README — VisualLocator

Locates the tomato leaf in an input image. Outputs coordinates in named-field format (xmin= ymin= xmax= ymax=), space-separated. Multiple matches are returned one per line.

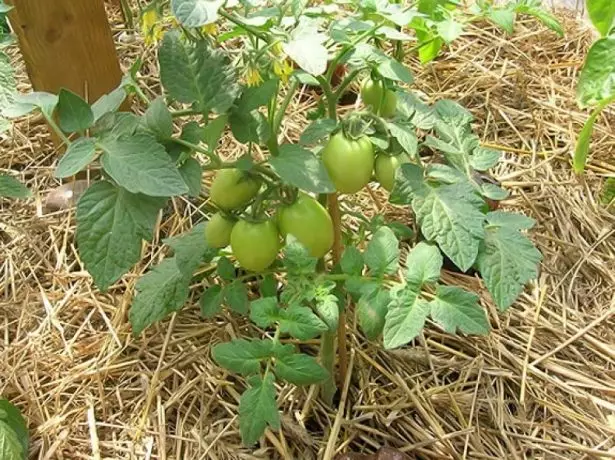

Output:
xmin=171 ymin=0 xmax=224 ymax=27
xmin=586 ymin=0 xmax=615 ymax=37
xmin=178 ymin=157 xmax=202 ymax=197
xmin=129 ymin=257 xmax=191 ymax=335
xmin=573 ymin=107 xmax=601 ymax=173
xmin=577 ymin=38 xmax=615 ymax=108
xmin=284 ymin=36 xmax=328 ymax=77
xmin=0 ymin=174 xmax=30 ymax=199
xmin=282 ymin=235 xmax=318 ymax=274
xmin=429 ymin=285 xmax=489 ymax=335
xmin=200 ymin=285 xmax=224 ymax=318
xmin=100 ymin=133 xmax=188 ymax=197
xmin=216 ymin=256 xmax=236 ymax=281
xmin=76 ymin=181 xmax=165 ymax=291
xmin=164 ymin=222 xmax=215 ymax=276
xmin=202 ymin=115 xmax=228 ymax=152
xmin=470 ymin=147 xmax=501 ymax=171
xmin=488 ymin=7 xmax=516 ymax=34
xmin=600 ymin=177 xmax=615 ymax=205
xmin=358 ymin=287 xmax=390 ymax=341
xmin=279 ymin=304 xmax=328 ymax=340
xmin=485 ymin=211 xmax=535 ymax=230
xmin=144 ymin=97 xmax=173 ymax=141
xmin=212 ymin=339 xmax=275 ymax=375
xmin=269 ymin=144 xmax=335 ymax=194
xmin=376 ymin=58 xmax=413 ymax=84
xmin=515 ymin=1 xmax=563 ymax=37
xmin=250 ymin=297 xmax=282 ymax=328
xmin=3 ymin=91 xmax=58 ymax=119
xmin=57 ymin=88 xmax=94 ymax=133
xmin=405 ymin=242 xmax=443 ymax=289
xmin=364 ymin=227 xmax=400 ymax=277
xmin=480 ymin=182 xmax=508 ymax=201
xmin=230 ymin=109 xmax=271 ymax=144
xmin=340 ymin=246 xmax=364 ymax=276
xmin=476 ymin=224 xmax=542 ymax=311
xmin=383 ymin=287 xmax=430 ymax=349
xmin=239 ymin=374 xmax=280 ymax=445
xmin=224 ymin=281 xmax=250 ymax=315
xmin=91 ymin=87 xmax=126 ymax=122
xmin=314 ymin=283 xmax=339 ymax=331
xmin=273 ymin=353 xmax=328 ymax=385
xmin=395 ymin=92 xmax=436 ymax=130
xmin=0 ymin=2 xmax=13 ymax=13
xmin=0 ymin=51 xmax=16 ymax=116
xmin=237 ymin=79 xmax=279 ymax=112
xmin=260 ymin=275 xmax=278 ymax=298
xmin=387 ymin=122 xmax=418 ymax=158
xmin=0 ymin=399 xmax=28 ymax=460
xmin=300 ymin=119 xmax=337 ymax=145
xmin=55 ymin=138 xmax=97 ymax=178
xmin=436 ymin=18 xmax=464 ymax=43
xmin=389 ymin=163 xmax=426 ymax=205
xmin=159 ymin=31 xmax=239 ymax=114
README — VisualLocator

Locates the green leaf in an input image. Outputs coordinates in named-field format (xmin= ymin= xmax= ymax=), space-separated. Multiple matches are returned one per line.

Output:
xmin=386 ymin=222 xmax=414 ymax=240
xmin=0 ymin=399 xmax=28 ymax=458
xmin=283 ymin=235 xmax=318 ymax=274
xmin=250 ymin=297 xmax=281 ymax=328
xmin=230 ymin=109 xmax=271 ymax=144
xmin=515 ymin=2 xmax=563 ymax=36
xmin=129 ymin=257 xmax=191 ymax=335
xmin=239 ymin=374 xmax=280 ymax=445
xmin=481 ymin=183 xmax=508 ymax=201
xmin=300 ymin=119 xmax=337 ymax=145
xmin=358 ymin=287 xmax=390 ymax=341
xmin=430 ymin=285 xmax=489 ymax=335
xmin=577 ymin=38 xmax=615 ymax=107
xmin=413 ymin=182 xmax=485 ymax=272
xmin=274 ymin=353 xmax=328 ymax=385
xmin=489 ymin=8 xmax=516 ymax=34
xmin=600 ymin=177 xmax=615 ymax=205
xmin=476 ymin=225 xmax=542 ymax=310
xmin=340 ymin=246 xmax=364 ymax=275
xmin=383 ymin=288 xmax=430 ymax=349
xmin=164 ymin=222 xmax=215 ymax=275
xmin=573 ymin=108 xmax=600 ymax=173
xmin=405 ymin=242 xmax=443 ymax=289
xmin=389 ymin=163 xmax=426 ymax=205
xmin=217 ymin=256 xmax=237 ymax=281
xmin=292 ymin=70 xmax=320 ymax=86
xmin=284 ymin=36 xmax=328 ymax=76
xmin=314 ymin=284 xmax=339 ymax=331
xmin=4 ymin=92 xmax=58 ymax=118
xmin=434 ymin=99 xmax=474 ymax=125
xmin=387 ymin=122 xmax=418 ymax=158
xmin=77 ymin=181 xmax=165 ymax=291
xmin=0 ymin=51 xmax=16 ymax=115
xmin=91 ymin=87 xmax=127 ymax=122
xmin=144 ymin=97 xmax=173 ymax=141
xmin=55 ymin=138 xmax=97 ymax=178
xmin=376 ymin=58 xmax=413 ymax=84
xmin=260 ymin=275 xmax=278 ymax=298
xmin=436 ymin=18 xmax=463 ymax=43
xmin=0 ymin=2 xmax=13 ymax=13
xmin=470 ymin=147 xmax=501 ymax=171
xmin=279 ymin=304 xmax=328 ymax=340
xmin=0 ymin=175 xmax=31 ymax=199
xmin=395 ymin=92 xmax=436 ymax=130
xmin=586 ymin=0 xmax=615 ymax=36
xmin=212 ymin=339 xmax=274 ymax=375
xmin=485 ymin=211 xmax=535 ymax=230
xmin=100 ymin=134 xmax=188 ymax=197
xmin=416 ymin=28 xmax=444 ymax=64
xmin=269 ymin=144 xmax=335 ymax=194
xmin=202 ymin=115 xmax=228 ymax=152
xmin=224 ymin=281 xmax=249 ymax=314
xmin=171 ymin=0 xmax=225 ymax=27
xmin=57 ymin=88 xmax=94 ymax=133
xmin=237 ymin=79 xmax=279 ymax=112
xmin=159 ymin=31 xmax=239 ymax=114
xmin=200 ymin=285 xmax=224 ymax=318
xmin=179 ymin=157 xmax=202 ymax=197
xmin=364 ymin=227 xmax=400 ymax=277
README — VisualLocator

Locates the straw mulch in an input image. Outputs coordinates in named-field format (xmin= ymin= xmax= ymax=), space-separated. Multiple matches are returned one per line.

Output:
xmin=2 ymin=6 xmax=615 ymax=460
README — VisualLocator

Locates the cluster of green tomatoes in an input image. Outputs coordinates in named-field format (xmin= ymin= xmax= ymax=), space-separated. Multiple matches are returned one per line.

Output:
xmin=204 ymin=77 xmax=406 ymax=272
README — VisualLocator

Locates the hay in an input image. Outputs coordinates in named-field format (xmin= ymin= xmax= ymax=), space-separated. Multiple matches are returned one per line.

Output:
xmin=2 ymin=6 xmax=615 ymax=460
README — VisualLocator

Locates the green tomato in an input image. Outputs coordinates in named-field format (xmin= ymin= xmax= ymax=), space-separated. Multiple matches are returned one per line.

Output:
xmin=230 ymin=219 xmax=280 ymax=272
xmin=360 ymin=78 xmax=397 ymax=118
xmin=322 ymin=132 xmax=375 ymax=194
xmin=375 ymin=153 xmax=408 ymax=191
xmin=205 ymin=213 xmax=236 ymax=248
xmin=278 ymin=193 xmax=334 ymax=258
xmin=210 ymin=169 xmax=261 ymax=211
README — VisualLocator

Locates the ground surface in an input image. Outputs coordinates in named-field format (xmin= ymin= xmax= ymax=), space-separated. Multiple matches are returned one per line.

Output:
xmin=1 ymin=5 xmax=615 ymax=460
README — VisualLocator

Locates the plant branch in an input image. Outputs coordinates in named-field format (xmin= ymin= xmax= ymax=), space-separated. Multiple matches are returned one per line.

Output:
xmin=219 ymin=10 xmax=270 ymax=43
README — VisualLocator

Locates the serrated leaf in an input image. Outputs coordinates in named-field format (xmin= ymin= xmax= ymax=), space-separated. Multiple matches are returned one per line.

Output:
xmin=577 ymin=38 xmax=615 ymax=108
xmin=239 ymin=374 xmax=280 ymax=445
xmin=395 ymin=91 xmax=436 ymax=129
xmin=485 ymin=211 xmax=535 ymax=230
xmin=279 ymin=304 xmax=328 ymax=340
xmin=0 ymin=399 xmax=28 ymax=458
xmin=129 ymin=257 xmax=191 ymax=335
xmin=387 ymin=122 xmax=418 ymax=157
xmin=434 ymin=99 xmax=474 ymax=125
xmin=489 ymin=7 xmax=516 ymax=34
xmin=430 ymin=285 xmax=489 ymax=335
xmin=91 ymin=87 xmax=127 ymax=122
xmin=386 ymin=222 xmax=414 ymax=239
xmin=260 ymin=275 xmax=278 ymax=298
xmin=586 ymin=0 xmax=615 ymax=37
xmin=314 ymin=288 xmax=338 ymax=332
xmin=515 ymin=3 xmax=563 ymax=36
xmin=178 ymin=157 xmax=202 ymax=197
xmin=250 ymin=297 xmax=281 ymax=328
xmin=476 ymin=225 xmax=542 ymax=310
xmin=171 ymin=0 xmax=225 ymax=27
xmin=144 ymin=97 xmax=173 ymax=141
xmin=383 ymin=288 xmax=430 ymax=349
xmin=230 ymin=109 xmax=271 ymax=144
xmin=0 ymin=174 xmax=31 ymax=199
xmin=55 ymin=138 xmax=97 ymax=178
xmin=389 ymin=163 xmax=426 ymax=205
xmin=274 ymin=353 xmax=328 ymax=385
xmin=283 ymin=235 xmax=318 ymax=274
xmin=164 ymin=222 xmax=215 ymax=275
xmin=225 ymin=281 xmax=249 ymax=314
xmin=470 ymin=147 xmax=501 ymax=171
xmin=100 ymin=133 xmax=188 ymax=197
xmin=269 ymin=144 xmax=335 ymax=194
xmin=364 ymin=227 xmax=399 ymax=277
xmin=436 ymin=18 xmax=463 ymax=43
xmin=481 ymin=183 xmax=508 ymax=201
xmin=202 ymin=115 xmax=227 ymax=152
xmin=340 ymin=246 xmax=363 ymax=275
xmin=217 ymin=256 xmax=236 ymax=281
xmin=405 ymin=242 xmax=443 ymax=289
xmin=3 ymin=92 xmax=58 ymax=118
xmin=300 ymin=119 xmax=337 ymax=145
xmin=358 ymin=287 xmax=390 ymax=340
xmin=413 ymin=182 xmax=485 ymax=272
xmin=376 ymin=58 xmax=413 ymax=84
xmin=159 ymin=31 xmax=239 ymax=114
xmin=212 ymin=339 xmax=274 ymax=375
xmin=77 ymin=181 xmax=165 ymax=291
xmin=237 ymin=79 xmax=279 ymax=112
xmin=57 ymin=88 xmax=94 ymax=133
xmin=200 ymin=284 xmax=224 ymax=318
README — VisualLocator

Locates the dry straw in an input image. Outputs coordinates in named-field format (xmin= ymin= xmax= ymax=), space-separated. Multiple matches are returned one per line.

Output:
xmin=1 ymin=4 xmax=614 ymax=460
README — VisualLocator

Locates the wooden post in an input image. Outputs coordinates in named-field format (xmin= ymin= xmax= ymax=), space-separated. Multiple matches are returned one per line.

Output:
xmin=7 ymin=0 xmax=123 ymax=107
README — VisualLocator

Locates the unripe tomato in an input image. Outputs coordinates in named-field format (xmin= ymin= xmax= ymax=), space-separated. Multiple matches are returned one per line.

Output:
xmin=210 ymin=169 xmax=261 ymax=211
xmin=278 ymin=194 xmax=334 ymax=258
xmin=375 ymin=153 xmax=408 ymax=191
xmin=360 ymin=78 xmax=397 ymax=118
xmin=230 ymin=219 xmax=280 ymax=272
xmin=205 ymin=213 xmax=236 ymax=248
xmin=322 ymin=132 xmax=375 ymax=194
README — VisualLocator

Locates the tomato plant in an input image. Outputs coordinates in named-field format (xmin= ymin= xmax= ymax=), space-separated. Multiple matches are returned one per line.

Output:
xmin=0 ymin=0 xmax=561 ymax=447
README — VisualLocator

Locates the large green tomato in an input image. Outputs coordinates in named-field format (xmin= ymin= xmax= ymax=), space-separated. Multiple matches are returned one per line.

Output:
xmin=210 ymin=169 xmax=261 ymax=211
xmin=375 ymin=153 xmax=408 ymax=191
xmin=278 ymin=194 xmax=334 ymax=258
xmin=322 ymin=132 xmax=374 ymax=194
xmin=205 ymin=213 xmax=236 ymax=248
xmin=230 ymin=219 xmax=280 ymax=272
xmin=360 ymin=78 xmax=397 ymax=118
